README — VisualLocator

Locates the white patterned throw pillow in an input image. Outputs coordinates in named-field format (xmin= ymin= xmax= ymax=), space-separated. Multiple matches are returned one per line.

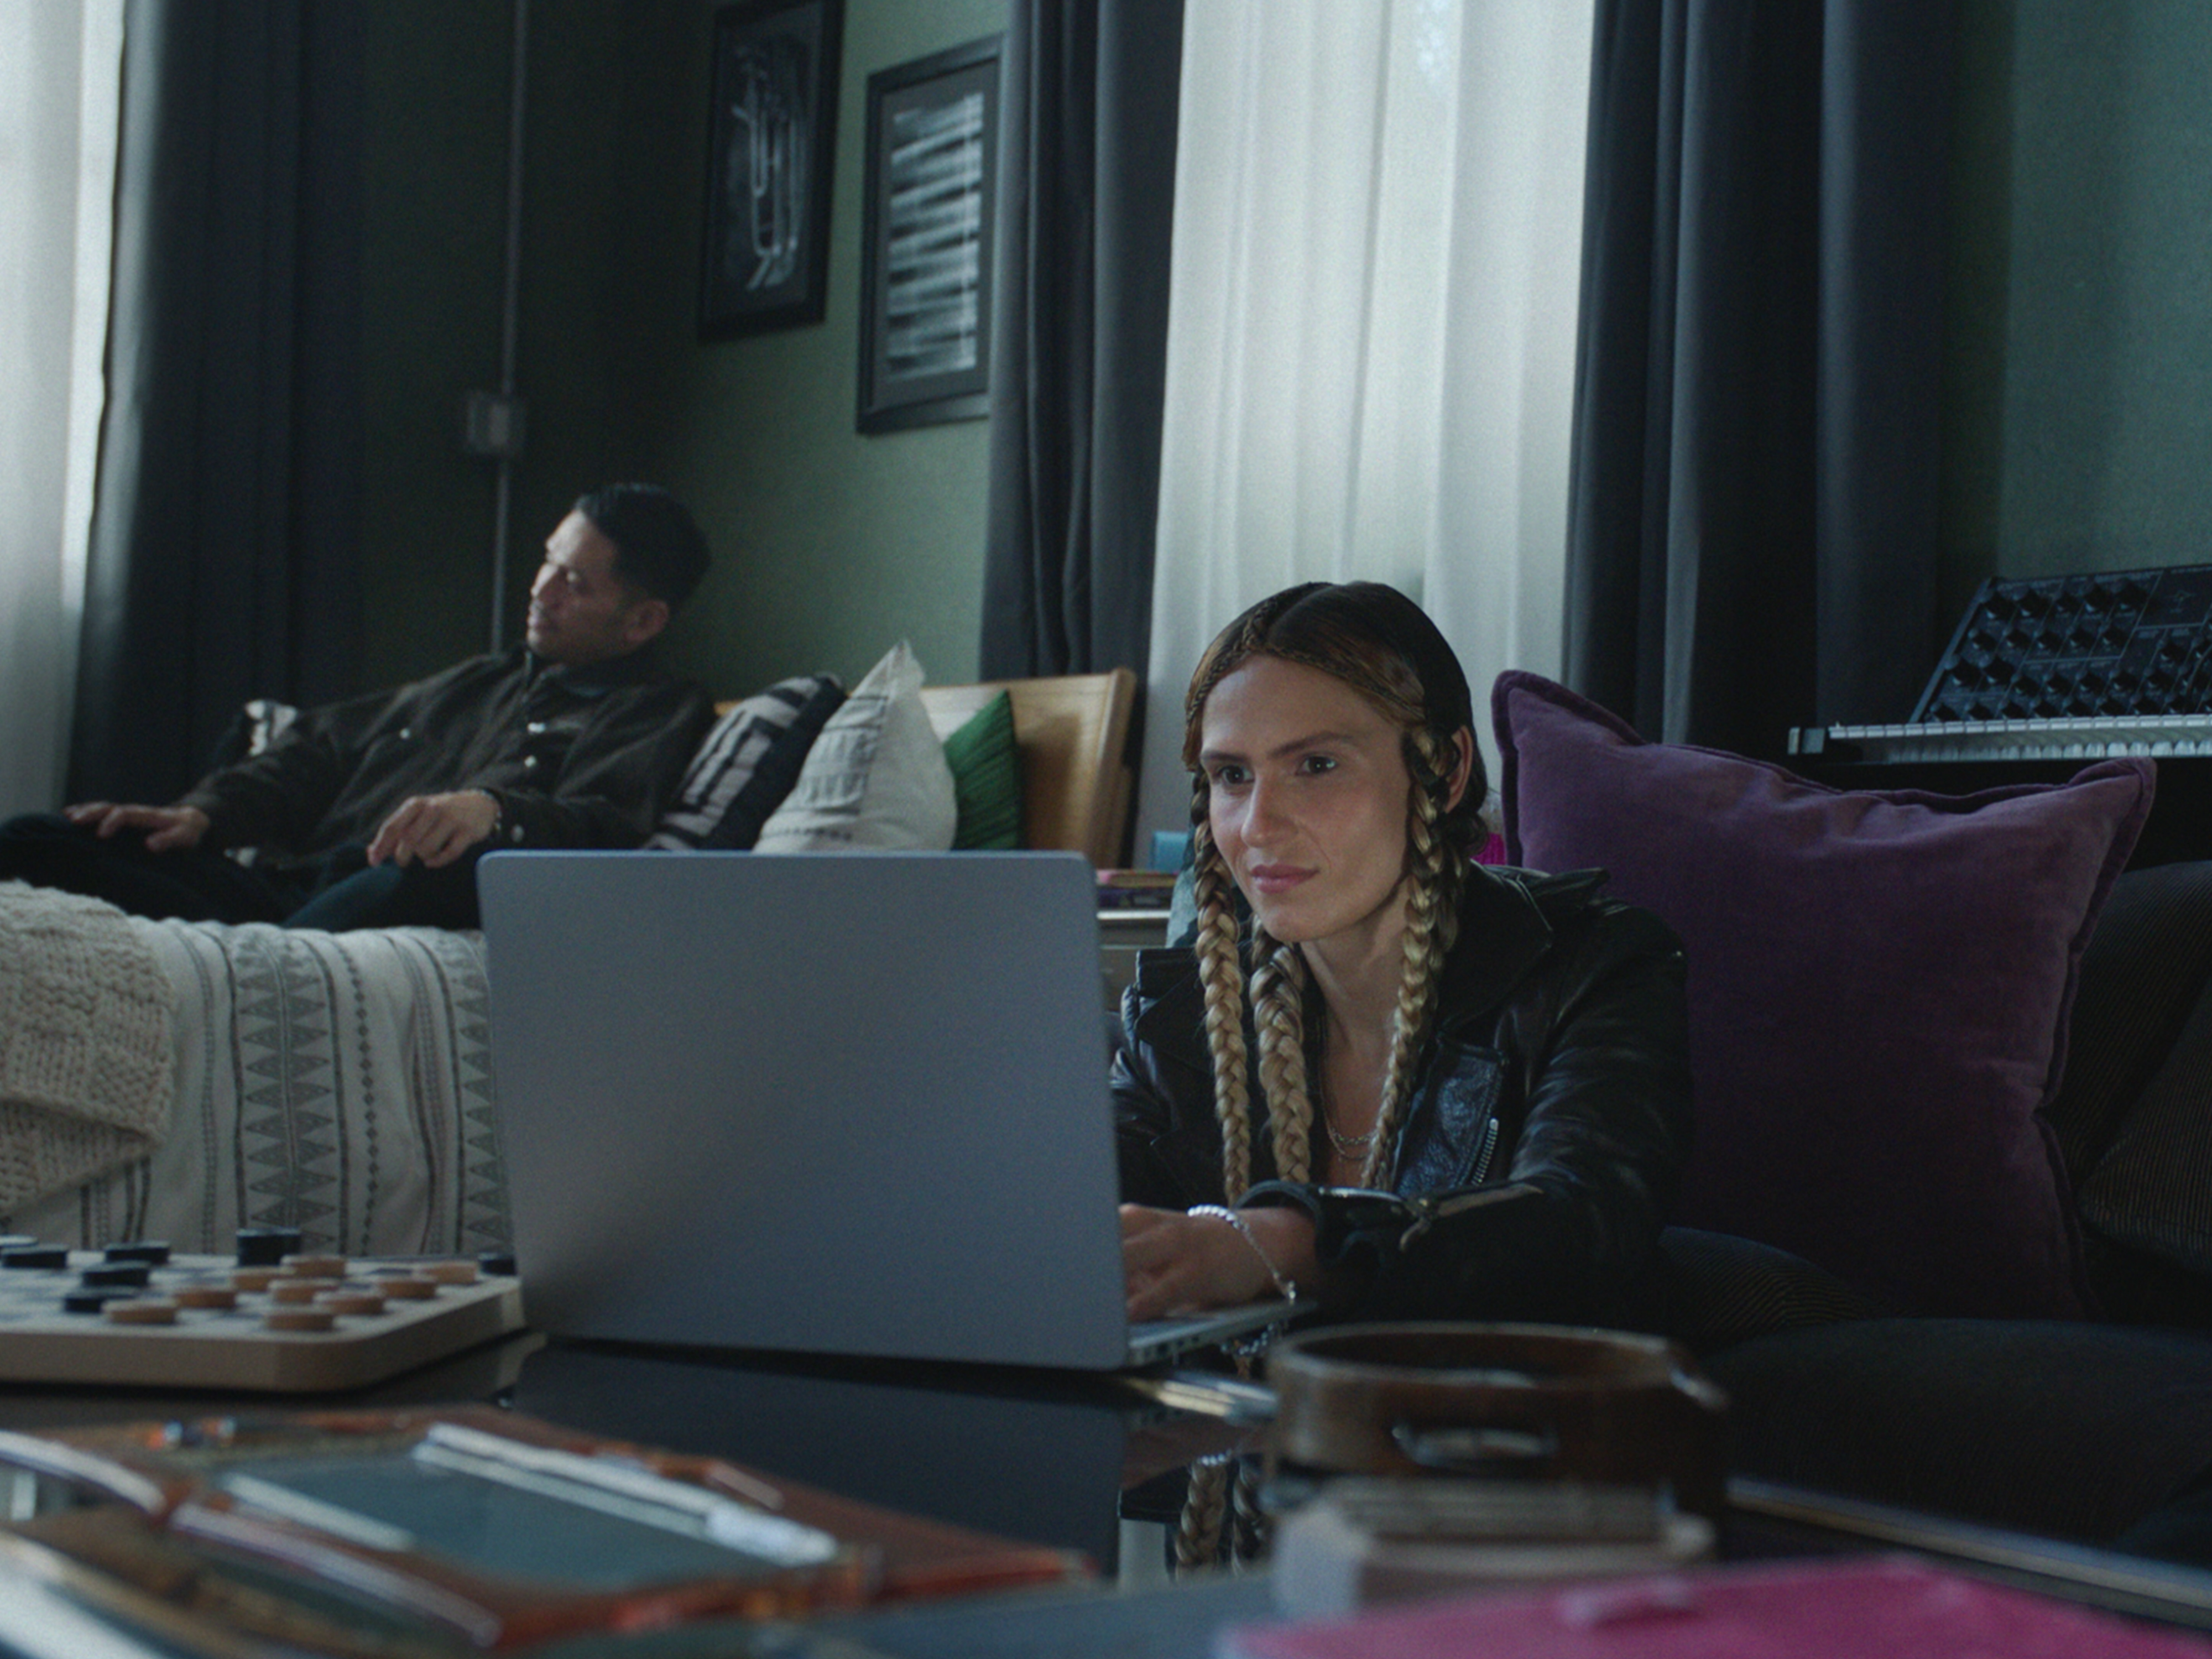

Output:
xmin=752 ymin=642 xmax=957 ymax=853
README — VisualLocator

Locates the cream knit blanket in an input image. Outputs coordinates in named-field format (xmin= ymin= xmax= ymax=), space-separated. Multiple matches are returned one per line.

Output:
xmin=0 ymin=881 xmax=174 ymax=1211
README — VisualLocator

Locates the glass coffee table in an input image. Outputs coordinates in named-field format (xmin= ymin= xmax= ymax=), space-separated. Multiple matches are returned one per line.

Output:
xmin=6 ymin=1333 xmax=2212 ymax=1658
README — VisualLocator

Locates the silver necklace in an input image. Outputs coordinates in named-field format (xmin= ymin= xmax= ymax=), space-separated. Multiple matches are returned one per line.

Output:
xmin=1316 ymin=1072 xmax=1379 ymax=1155
xmin=1321 ymin=1110 xmax=1377 ymax=1155
xmin=1312 ymin=1025 xmax=1380 ymax=1156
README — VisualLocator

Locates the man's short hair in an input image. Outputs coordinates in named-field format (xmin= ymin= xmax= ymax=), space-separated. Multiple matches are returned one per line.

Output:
xmin=575 ymin=484 xmax=712 ymax=609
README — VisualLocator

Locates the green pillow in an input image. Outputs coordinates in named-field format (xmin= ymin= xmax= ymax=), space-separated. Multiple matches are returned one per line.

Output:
xmin=942 ymin=690 xmax=1023 ymax=850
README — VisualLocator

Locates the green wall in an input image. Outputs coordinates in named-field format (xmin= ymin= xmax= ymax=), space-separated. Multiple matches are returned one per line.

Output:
xmin=358 ymin=0 xmax=1003 ymax=697
xmin=608 ymin=0 xmax=1006 ymax=696
xmin=368 ymin=3 xmax=2212 ymax=704
xmin=1942 ymin=2 xmax=2212 ymax=625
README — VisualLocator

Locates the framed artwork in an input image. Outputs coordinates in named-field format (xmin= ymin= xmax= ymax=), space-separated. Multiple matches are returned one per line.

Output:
xmin=699 ymin=0 xmax=843 ymax=339
xmin=856 ymin=35 xmax=1003 ymax=433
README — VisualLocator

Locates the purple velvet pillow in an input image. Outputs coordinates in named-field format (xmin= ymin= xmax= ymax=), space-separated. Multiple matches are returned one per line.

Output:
xmin=1493 ymin=671 xmax=2154 ymax=1319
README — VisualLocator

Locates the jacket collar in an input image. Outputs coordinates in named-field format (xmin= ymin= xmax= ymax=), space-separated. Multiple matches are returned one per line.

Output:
xmin=522 ymin=644 xmax=664 ymax=698
xmin=1431 ymin=863 xmax=1597 ymax=1033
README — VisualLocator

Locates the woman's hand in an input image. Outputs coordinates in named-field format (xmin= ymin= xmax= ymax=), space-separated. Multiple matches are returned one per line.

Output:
xmin=1119 ymin=1203 xmax=1317 ymax=1321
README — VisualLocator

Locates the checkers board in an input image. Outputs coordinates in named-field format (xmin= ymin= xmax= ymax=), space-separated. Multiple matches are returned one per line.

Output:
xmin=0 ymin=1237 xmax=525 ymax=1392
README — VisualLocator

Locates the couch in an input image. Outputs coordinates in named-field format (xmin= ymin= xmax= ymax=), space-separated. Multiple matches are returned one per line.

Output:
xmin=0 ymin=651 xmax=1137 ymax=1261
xmin=1493 ymin=670 xmax=2212 ymax=1564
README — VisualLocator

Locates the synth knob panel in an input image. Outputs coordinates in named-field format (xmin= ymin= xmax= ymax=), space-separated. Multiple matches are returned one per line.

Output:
xmin=1913 ymin=565 xmax=2212 ymax=725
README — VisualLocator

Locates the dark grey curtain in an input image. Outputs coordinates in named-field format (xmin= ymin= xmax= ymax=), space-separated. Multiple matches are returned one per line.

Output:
xmin=70 ymin=0 xmax=363 ymax=805
xmin=1564 ymin=0 xmax=1955 ymax=758
xmin=979 ymin=0 xmax=1182 ymax=685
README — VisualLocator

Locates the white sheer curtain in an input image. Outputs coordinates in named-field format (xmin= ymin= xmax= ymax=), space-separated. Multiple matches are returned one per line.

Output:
xmin=0 ymin=0 xmax=121 ymax=817
xmin=1136 ymin=0 xmax=1592 ymax=843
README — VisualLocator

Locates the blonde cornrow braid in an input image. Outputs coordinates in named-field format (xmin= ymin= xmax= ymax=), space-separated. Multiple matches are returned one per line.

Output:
xmin=1190 ymin=811 xmax=1260 ymax=1203
xmin=1405 ymin=722 xmax=1469 ymax=967
xmin=1182 ymin=799 xmax=1261 ymax=1574
xmin=1183 ymin=608 xmax=1280 ymax=735
xmin=1175 ymin=1460 xmax=1232 ymax=1571
xmin=1250 ymin=932 xmax=1315 ymax=1185
xmin=1358 ymin=727 xmax=1468 ymax=1188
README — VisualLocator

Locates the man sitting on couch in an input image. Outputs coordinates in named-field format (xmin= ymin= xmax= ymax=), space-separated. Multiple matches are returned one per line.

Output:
xmin=0 ymin=483 xmax=714 ymax=931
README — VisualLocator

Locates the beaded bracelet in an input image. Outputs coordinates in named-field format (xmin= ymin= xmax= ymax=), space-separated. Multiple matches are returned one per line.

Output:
xmin=1187 ymin=1204 xmax=1300 ymax=1304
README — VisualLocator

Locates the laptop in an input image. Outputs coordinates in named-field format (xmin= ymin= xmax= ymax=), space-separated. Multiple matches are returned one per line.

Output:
xmin=476 ymin=850 xmax=1293 ymax=1370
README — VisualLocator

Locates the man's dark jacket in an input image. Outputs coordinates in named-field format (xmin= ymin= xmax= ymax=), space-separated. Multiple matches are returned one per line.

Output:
xmin=179 ymin=648 xmax=713 ymax=863
xmin=1113 ymin=864 xmax=1693 ymax=1329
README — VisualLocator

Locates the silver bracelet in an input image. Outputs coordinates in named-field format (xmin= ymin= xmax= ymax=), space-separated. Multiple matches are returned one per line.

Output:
xmin=1187 ymin=1204 xmax=1299 ymax=1303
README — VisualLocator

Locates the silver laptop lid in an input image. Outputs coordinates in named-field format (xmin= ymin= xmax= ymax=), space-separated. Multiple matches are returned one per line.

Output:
xmin=479 ymin=851 xmax=1138 ymax=1369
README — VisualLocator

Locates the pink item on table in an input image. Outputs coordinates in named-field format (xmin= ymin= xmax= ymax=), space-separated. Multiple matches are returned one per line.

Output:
xmin=1219 ymin=1556 xmax=2212 ymax=1659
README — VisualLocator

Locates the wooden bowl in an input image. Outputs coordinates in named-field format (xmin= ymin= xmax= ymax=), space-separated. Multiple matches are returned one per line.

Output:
xmin=1266 ymin=1323 xmax=1729 ymax=1520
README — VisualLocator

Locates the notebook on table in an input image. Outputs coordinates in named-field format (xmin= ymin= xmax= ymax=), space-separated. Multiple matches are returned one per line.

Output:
xmin=476 ymin=850 xmax=1291 ymax=1371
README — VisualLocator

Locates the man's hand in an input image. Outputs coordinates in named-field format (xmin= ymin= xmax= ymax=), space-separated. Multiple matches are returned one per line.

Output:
xmin=64 ymin=802 xmax=210 ymax=852
xmin=366 ymin=791 xmax=500 ymax=869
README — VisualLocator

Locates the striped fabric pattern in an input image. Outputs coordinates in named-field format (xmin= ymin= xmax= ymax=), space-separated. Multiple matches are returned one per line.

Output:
xmin=1658 ymin=1226 xmax=1896 ymax=1354
xmin=644 ymin=674 xmax=845 ymax=851
xmin=1 ymin=920 xmax=507 ymax=1257
xmin=942 ymin=689 xmax=1022 ymax=849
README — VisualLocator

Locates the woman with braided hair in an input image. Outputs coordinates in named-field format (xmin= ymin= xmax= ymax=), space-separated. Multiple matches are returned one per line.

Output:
xmin=1115 ymin=581 xmax=1693 ymax=1331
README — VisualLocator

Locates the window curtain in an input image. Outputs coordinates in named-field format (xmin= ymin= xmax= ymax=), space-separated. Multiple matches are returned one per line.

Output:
xmin=0 ymin=1 xmax=119 ymax=818
xmin=1135 ymin=1 xmax=1595 ymax=843
xmin=1566 ymin=0 xmax=1957 ymax=756
xmin=69 ymin=0 xmax=365 ymax=806
xmin=980 ymin=0 xmax=1183 ymax=691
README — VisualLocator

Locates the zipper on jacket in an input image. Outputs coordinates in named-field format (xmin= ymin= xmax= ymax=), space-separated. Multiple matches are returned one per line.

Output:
xmin=1469 ymin=1115 xmax=1501 ymax=1185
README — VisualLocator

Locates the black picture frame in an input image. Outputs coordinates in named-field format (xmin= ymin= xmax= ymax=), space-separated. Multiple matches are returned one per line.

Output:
xmin=699 ymin=0 xmax=843 ymax=340
xmin=856 ymin=35 xmax=1003 ymax=433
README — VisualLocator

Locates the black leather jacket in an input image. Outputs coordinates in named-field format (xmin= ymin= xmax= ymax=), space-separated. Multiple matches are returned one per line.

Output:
xmin=1113 ymin=864 xmax=1693 ymax=1329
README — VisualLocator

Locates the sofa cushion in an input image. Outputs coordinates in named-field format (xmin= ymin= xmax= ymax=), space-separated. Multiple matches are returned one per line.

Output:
xmin=1494 ymin=670 xmax=2153 ymax=1319
xmin=2042 ymin=861 xmax=2212 ymax=1182
xmin=645 ymin=675 xmax=846 ymax=852
xmin=2075 ymin=948 xmax=2212 ymax=1284
xmin=1657 ymin=1226 xmax=1897 ymax=1354
xmin=2043 ymin=859 xmax=2212 ymax=1300
xmin=754 ymin=642 xmax=958 ymax=853
xmin=942 ymin=689 xmax=1022 ymax=851
xmin=1707 ymin=1318 xmax=2212 ymax=1545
